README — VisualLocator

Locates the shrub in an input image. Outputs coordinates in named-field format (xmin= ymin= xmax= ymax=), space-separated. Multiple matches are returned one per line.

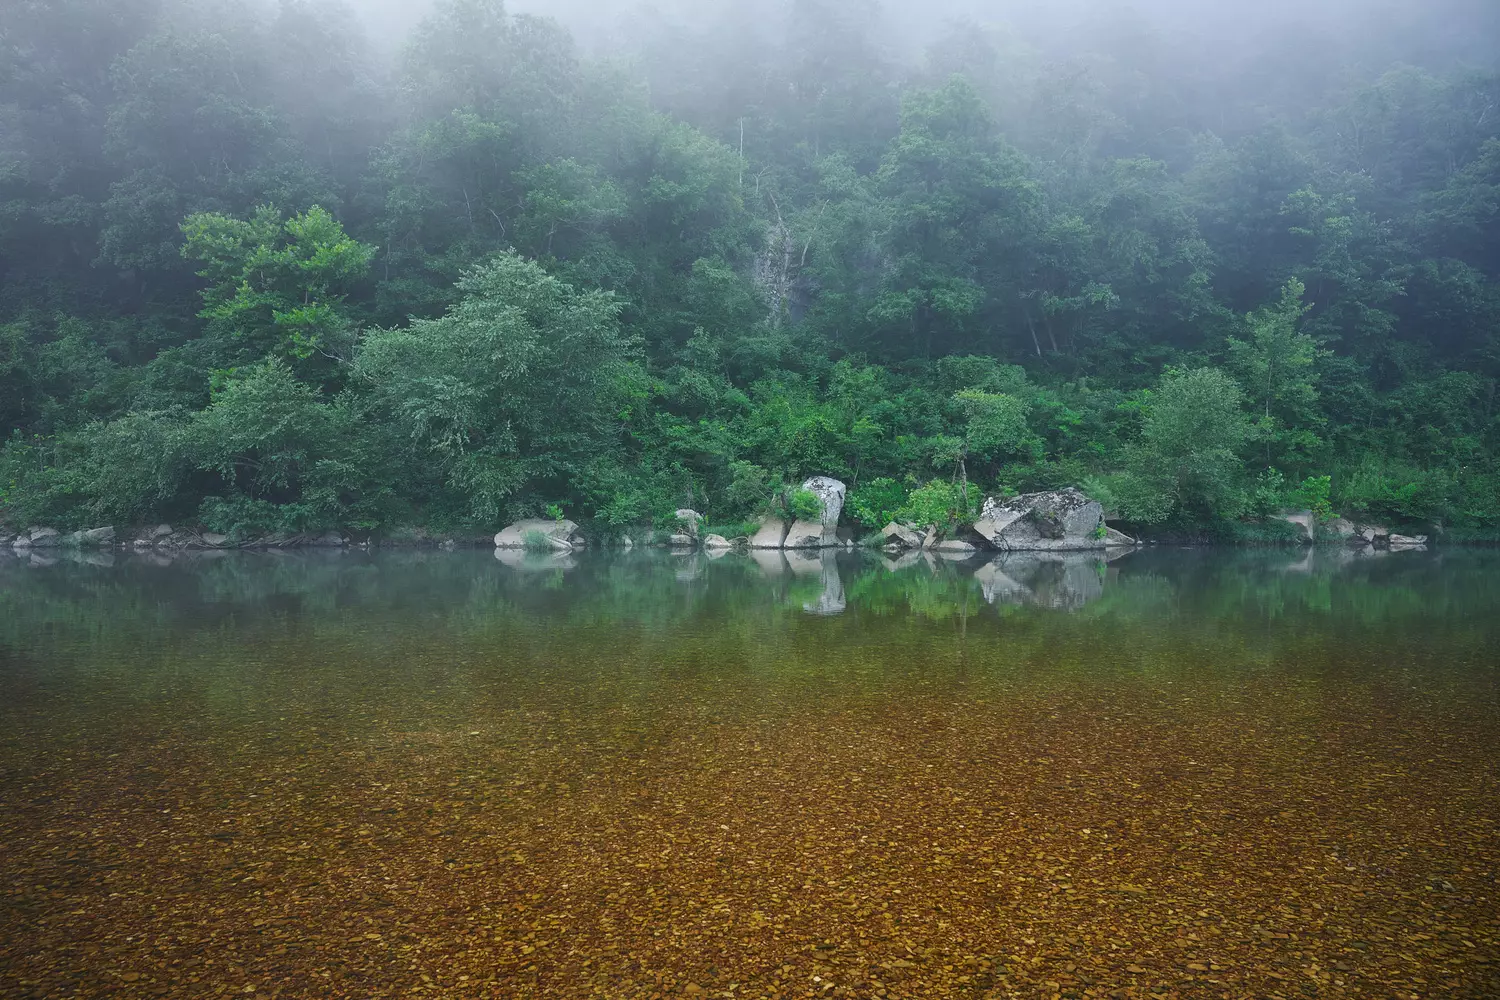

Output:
xmin=787 ymin=486 xmax=824 ymax=522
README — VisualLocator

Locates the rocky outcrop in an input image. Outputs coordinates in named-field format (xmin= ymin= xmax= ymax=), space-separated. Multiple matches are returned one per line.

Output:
xmin=878 ymin=522 xmax=922 ymax=552
xmin=785 ymin=476 xmax=846 ymax=549
xmin=702 ymin=534 xmax=732 ymax=550
xmin=970 ymin=488 xmax=1105 ymax=552
xmin=1104 ymin=526 xmax=1137 ymax=547
xmin=750 ymin=516 xmax=790 ymax=549
xmin=494 ymin=519 xmax=582 ymax=550
xmin=931 ymin=539 xmax=979 ymax=557
xmin=667 ymin=533 xmax=697 ymax=548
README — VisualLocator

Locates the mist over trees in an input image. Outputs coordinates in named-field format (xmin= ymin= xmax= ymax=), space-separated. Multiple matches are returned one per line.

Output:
xmin=2 ymin=0 xmax=1497 ymax=538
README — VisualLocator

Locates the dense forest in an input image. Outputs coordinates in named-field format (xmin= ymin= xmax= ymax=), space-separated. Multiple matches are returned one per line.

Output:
xmin=3 ymin=0 xmax=1498 ymax=541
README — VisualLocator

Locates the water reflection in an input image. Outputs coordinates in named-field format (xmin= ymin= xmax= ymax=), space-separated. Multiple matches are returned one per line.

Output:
xmin=3 ymin=542 xmax=1493 ymax=638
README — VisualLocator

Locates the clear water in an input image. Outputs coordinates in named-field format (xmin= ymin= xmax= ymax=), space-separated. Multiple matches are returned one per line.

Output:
xmin=1 ymin=547 xmax=1497 ymax=998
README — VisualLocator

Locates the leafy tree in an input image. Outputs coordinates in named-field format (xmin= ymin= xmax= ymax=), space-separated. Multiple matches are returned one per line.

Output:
xmin=1118 ymin=368 xmax=1253 ymax=523
xmin=352 ymin=252 xmax=641 ymax=524
xmin=180 ymin=205 xmax=376 ymax=366
xmin=1227 ymin=278 xmax=1326 ymax=471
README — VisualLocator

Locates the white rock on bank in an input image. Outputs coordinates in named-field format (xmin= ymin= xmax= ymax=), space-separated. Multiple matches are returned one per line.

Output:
xmin=494 ymin=519 xmax=582 ymax=549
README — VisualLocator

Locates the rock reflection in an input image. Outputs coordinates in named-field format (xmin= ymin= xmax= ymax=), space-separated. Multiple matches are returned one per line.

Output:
xmin=974 ymin=553 xmax=1106 ymax=610
xmin=493 ymin=548 xmax=578 ymax=572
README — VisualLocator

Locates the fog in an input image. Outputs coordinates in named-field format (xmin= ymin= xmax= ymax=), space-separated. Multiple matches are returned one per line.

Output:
xmin=344 ymin=0 xmax=1500 ymax=68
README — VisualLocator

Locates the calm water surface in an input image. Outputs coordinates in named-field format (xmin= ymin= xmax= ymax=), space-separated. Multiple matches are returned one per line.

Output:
xmin=1 ymin=546 xmax=1497 ymax=999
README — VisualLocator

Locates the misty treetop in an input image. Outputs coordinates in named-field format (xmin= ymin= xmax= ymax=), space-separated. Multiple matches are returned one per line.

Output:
xmin=1 ymin=0 xmax=1498 ymax=538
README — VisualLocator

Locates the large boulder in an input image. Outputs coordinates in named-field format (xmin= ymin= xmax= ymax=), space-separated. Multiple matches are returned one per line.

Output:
xmin=702 ymin=534 xmax=732 ymax=550
xmin=25 ymin=527 xmax=61 ymax=548
xmin=494 ymin=519 xmax=582 ymax=549
xmin=1103 ymin=526 xmax=1137 ymax=547
xmin=970 ymin=488 xmax=1105 ymax=552
xmin=83 ymin=526 xmax=116 ymax=547
xmin=785 ymin=476 xmax=846 ymax=549
xmin=802 ymin=477 xmax=847 ymax=525
xmin=674 ymin=509 xmax=704 ymax=539
xmin=749 ymin=516 xmax=790 ymax=549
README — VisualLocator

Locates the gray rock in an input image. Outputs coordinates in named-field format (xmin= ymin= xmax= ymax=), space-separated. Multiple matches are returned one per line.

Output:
xmin=702 ymin=534 xmax=732 ymax=550
xmin=1324 ymin=517 xmax=1357 ymax=540
xmin=1277 ymin=511 xmax=1315 ymax=543
xmin=673 ymin=509 xmax=704 ymax=538
xmin=83 ymin=526 xmax=116 ymax=546
xmin=310 ymin=531 xmax=346 ymax=547
xmin=64 ymin=527 xmax=115 ymax=547
xmin=27 ymin=527 xmax=61 ymax=548
xmin=1388 ymin=533 xmax=1429 ymax=546
xmin=198 ymin=533 xmax=231 ymax=548
xmin=150 ymin=524 xmax=174 ymax=539
xmin=1104 ymin=526 xmax=1138 ymax=547
xmin=666 ymin=533 xmax=697 ymax=548
xmin=1356 ymin=524 xmax=1389 ymax=544
xmin=749 ymin=516 xmax=790 ymax=549
xmin=784 ymin=521 xmax=835 ymax=549
xmin=971 ymin=488 xmax=1105 ymax=551
xmin=494 ymin=519 xmax=582 ymax=549
xmin=931 ymin=539 xmax=979 ymax=556
xmin=878 ymin=522 xmax=923 ymax=551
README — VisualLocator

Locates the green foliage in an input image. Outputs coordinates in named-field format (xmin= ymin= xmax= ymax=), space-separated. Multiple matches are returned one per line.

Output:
xmin=353 ymin=252 xmax=640 ymax=525
xmin=787 ymin=487 xmax=825 ymax=523
xmin=896 ymin=480 xmax=979 ymax=532
xmin=848 ymin=477 xmax=910 ymax=529
xmin=1118 ymin=368 xmax=1253 ymax=524
xmin=181 ymin=206 xmax=376 ymax=363
xmin=1290 ymin=475 xmax=1334 ymax=521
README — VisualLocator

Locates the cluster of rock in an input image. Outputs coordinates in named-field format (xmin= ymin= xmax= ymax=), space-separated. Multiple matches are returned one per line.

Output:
xmin=5 ymin=524 xmax=352 ymax=553
xmin=487 ymin=481 xmax=1137 ymax=558
xmin=877 ymin=487 xmax=1135 ymax=556
xmin=1278 ymin=513 xmax=1428 ymax=548
xmin=8 ymin=526 xmax=117 ymax=549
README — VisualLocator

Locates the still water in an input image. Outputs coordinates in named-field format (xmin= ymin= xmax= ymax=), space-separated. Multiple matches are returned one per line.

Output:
xmin=1 ymin=546 xmax=1497 ymax=999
